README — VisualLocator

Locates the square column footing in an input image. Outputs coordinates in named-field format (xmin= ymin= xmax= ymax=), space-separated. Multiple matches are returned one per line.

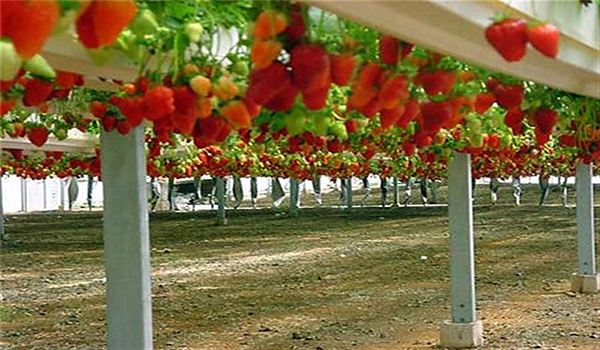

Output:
xmin=440 ymin=320 xmax=483 ymax=348
xmin=571 ymin=273 xmax=599 ymax=293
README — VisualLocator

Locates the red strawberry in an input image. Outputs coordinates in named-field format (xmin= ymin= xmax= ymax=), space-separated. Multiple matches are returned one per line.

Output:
xmin=199 ymin=115 xmax=225 ymax=141
xmin=327 ymin=139 xmax=343 ymax=153
xmin=504 ymin=108 xmax=525 ymax=134
xmin=1 ymin=99 xmax=16 ymax=116
xmin=27 ymin=126 xmax=49 ymax=147
xmin=379 ymin=35 xmax=399 ymax=65
xmin=1 ymin=0 xmax=60 ymax=59
xmin=50 ymin=89 xmax=71 ymax=100
xmin=144 ymin=86 xmax=175 ymax=121
xmin=402 ymin=141 xmax=416 ymax=155
xmin=532 ymin=108 xmax=558 ymax=135
xmin=364 ymin=149 xmax=376 ymax=160
xmin=116 ymin=120 xmax=132 ymax=135
xmin=349 ymin=63 xmax=382 ymax=108
xmin=77 ymin=0 xmax=137 ymax=49
xmin=302 ymin=81 xmax=330 ymax=111
xmin=330 ymin=53 xmax=357 ymax=86
xmin=535 ymin=129 xmax=550 ymax=145
xmin=358 ymin=96 xmax=382 ymax=119
xmin=345 ymin=120 xmax=359 ymax=134
xmin=170 ymin=110 xmax=196 ymax=135
xmin=493 ymin=84 xmax=523 ymax=110
xmin=485 ymin=18 xmax=528 ymax=62
xmin=474 ymin=93 xmax=496 ymax=114
xmin=413 ymin=132 xmax=433 ymax=148
xmin=243 ymin=98 xmax=262 ymax=119
xmin=172 ymin=85 xmax=197 ymax=113
xmin=558 ymin=134 xmax=576 ymax=147
xmin=380 ymin=104 xmax=405 ymax=129
xmin=400 ymin=41 xmax=414 ymax=60
xmin=264 ymin=80 xmax=299 ymax=112
xmin=215 ymin=119 xmax=232 ymax=143
xmin=485 ymin=77 xmax=501 ymax=92
xmin=112 ymin=96 xmax=145 ymax=127
xmin=378 ymin=75 xmax=408 ymax=109
xmin=0 ymin=69 xmax=24 ymax=93
xmin=90 ymin=101 xmax=108 ymax=118
xmin=397 ymin=99 xmax=420 ymax=128
xmin=284 ymin=11 xmax=306 ymax=42
xmin=528 ymin=23 xmax=559 ymax=58
xmin=415 ymin=70 xmax=456 ymax=96
xmin=420 ymin=100 xmax=453 ymax=134
xmin=23 ymin=79 xmax=54 ymax=106
xmin=246 ymin=62 xmax=289 ymax=106
xmin=291 ymin=44 xmax=330 ymax=91
xmin=55 ymin=71 xmax=79 ymax=89
xmin=102 ymin=115 xmax=117 ymax=132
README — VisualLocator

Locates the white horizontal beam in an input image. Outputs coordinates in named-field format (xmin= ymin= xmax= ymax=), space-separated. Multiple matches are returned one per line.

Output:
xmin=0 ymin=135 xmax=97 ymax=154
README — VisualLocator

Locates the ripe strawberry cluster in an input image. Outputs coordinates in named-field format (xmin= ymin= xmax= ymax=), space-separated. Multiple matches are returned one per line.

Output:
xmin=485 ymin=17 xmax=559 ymax=62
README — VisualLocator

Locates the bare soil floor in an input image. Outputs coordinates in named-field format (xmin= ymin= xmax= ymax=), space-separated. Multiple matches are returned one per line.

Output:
xmin=1 ymin=184 xmax=599 ymax=350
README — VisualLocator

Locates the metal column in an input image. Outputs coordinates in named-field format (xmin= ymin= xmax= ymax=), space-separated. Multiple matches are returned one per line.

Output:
xmin=290 ymin=178 xmax=299 ymax=215
xmin=216 ymin=177 xmax=227 ymax=225
xmin=59 ymin=178 xmax=65 ymax=212
xmin=43 ymin=179 xmax=47 ymax=210
xmin=393 ymin=177 xmax=399 ymax=207
xmin=346 ymin=178 xmax=353 ymax=209
xmin=21 ymin=178 xmax=27 ymax=212
xmin=100 ymin=127 xmax=153 ymax=349
xmin=0 ymin=176 xmax=5 ymax=240
xmin=440 ymin=152 xmax=482 ymax=348
xmin=448 ymin=153 xmax=476 ymax=323
xmin=576 ymin=163 xmax=596 ymax=275
xmin=87 ymin=175 xmax=94 ymax=211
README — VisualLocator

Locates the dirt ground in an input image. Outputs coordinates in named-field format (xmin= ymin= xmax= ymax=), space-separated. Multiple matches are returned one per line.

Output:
xmin=1 ymin=184 xmax=599 ymax=350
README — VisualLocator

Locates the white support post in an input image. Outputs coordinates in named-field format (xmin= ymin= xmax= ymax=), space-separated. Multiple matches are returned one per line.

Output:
xmin=59 ymin=178 xmax=65 ymax=212
xmin=216 ymin=177 xmax=227 ymax=225
xmin=393 ymin=177 xmax=399 ymax=207
xmin=571 ymin=162 xmax=599 ymax=293
xmin=21 ymin=178 xmax=27 ymax=212
xmin=440 ymin=152 xmax=483 ymax=348
xmin=100 ymin=127 xmax=153 ymax=350
xmin=290 ymin=178 xmax=299 ymax=216
xmin=0 ymin=176 xmax=5 ymax=240
xmin=346 ymin=178 xmax=353 ymax=209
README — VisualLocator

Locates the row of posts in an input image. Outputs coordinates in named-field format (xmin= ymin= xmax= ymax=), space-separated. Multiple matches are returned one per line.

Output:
xmin=0 ymin=130 xmax=597 ymax=349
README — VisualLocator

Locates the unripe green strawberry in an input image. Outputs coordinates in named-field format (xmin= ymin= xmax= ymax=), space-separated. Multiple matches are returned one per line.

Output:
xmin=130 ymin=9 xmax=158 ymax=36
xmin=231 ymin=61 xmax=249 ymax=76
xmin=117 ymin=31 xmax=142 ymax=63
xmin=329 ymin=122 xmax=348 ymax=140
xmin=285 ymin=110 xmax=306 ymax=136
xmin=0 ymin=40 xmax=22 ymax=81
xmin=185 ymin=23 xmax=204 ymax=43
xmin=313 ymin=113 xmax=331 ymax=136
xmin=54 ymin=128 xmax=68 ymax=140
xmin=23 ymin=54 xmax=56 ymax=79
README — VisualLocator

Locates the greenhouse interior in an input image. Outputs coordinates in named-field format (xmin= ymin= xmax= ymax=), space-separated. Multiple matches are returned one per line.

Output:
xmin=0 ymin=0 xmax=599 ymax=349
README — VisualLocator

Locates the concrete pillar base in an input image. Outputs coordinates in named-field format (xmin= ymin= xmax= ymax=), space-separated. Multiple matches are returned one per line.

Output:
xmin=440 ymin=320 xmax=483 ymax=348
xmin=571 ymin=273 xmax=599 ymax=293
